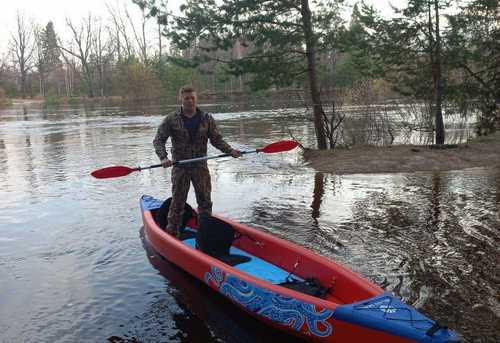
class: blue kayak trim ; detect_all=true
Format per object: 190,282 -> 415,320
141,195 -> 164,211
333,294 -> 461,342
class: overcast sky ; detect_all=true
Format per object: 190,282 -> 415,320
0,0 -> 400,57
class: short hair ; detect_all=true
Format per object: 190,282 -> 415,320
179,86 -> 196,99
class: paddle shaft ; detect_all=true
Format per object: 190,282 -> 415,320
134,149 -> 258,171
91,140 -> 297,179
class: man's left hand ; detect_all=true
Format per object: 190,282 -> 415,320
230,149 -> 241,158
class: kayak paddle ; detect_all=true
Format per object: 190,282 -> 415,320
91,140 -> 298,179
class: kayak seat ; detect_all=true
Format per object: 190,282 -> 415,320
194,214 -> 252,267
183,237 -> 303,285
196,213 -> 239,258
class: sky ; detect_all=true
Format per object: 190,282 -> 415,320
0,0 -> 399,57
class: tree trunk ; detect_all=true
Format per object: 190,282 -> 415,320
20,71 -> 27,99
158,22 -> 162,60
433,0 -> 445,145
39,72 -> 46,97
83,63 -> 95,97
301,0 -> 328,150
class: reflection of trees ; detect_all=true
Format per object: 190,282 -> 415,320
428,173 -> 442,231
42,130 -> 67,182
311,172 -> 325,222
247,198 -> 318,247
0,139 -> 7,180
24,135 -> 38,190
246,173 -> 346,253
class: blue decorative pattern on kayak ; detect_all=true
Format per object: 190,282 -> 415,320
140,195 -> 164,211
205,266 -> 334,338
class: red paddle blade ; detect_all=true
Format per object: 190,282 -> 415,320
260,140 -> 298,153
91,166 -> 135,179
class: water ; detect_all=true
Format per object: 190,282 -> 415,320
0,102 -> 499,342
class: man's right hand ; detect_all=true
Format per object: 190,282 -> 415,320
161,158 -> 173,168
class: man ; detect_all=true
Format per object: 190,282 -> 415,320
153,86 -> 241,236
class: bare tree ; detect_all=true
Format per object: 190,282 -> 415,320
10,11 -> 35,98
106,3 -> 136,61
92,20 -> 114,96
125,5 -> 148,64
60,15 -> 96,97
58,48 -> 77,97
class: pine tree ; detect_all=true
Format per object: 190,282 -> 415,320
42,22 -> 61,73
35,21 -> 61,96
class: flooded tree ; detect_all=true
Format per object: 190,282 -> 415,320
9,11 -> 35,99
357,0 -> 449,145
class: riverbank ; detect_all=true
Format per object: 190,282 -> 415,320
303,133 -> 500,174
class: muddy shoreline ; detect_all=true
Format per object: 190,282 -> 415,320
303,133 -> 500,174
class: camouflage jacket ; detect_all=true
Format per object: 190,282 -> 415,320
153,108 -> 233,166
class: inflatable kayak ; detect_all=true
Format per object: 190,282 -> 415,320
140,195 -> 460,342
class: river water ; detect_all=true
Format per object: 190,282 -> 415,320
0,101 -> 498,342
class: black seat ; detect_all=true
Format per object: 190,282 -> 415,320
196,213 -> 251,266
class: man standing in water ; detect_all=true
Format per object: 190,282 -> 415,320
153,86 -> 241,236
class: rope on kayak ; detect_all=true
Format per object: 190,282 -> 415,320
425,321 -> 448,337
353,296 -> 437,332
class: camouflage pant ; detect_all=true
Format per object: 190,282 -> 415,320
167,165 -> 212,231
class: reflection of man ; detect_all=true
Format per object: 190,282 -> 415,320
153,86 -> 241,236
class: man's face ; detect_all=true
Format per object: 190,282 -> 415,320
181,91 -> 197,112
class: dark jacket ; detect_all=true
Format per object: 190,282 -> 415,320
153,108 -> 232,165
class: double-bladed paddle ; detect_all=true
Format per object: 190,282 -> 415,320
90,140 -> 298,179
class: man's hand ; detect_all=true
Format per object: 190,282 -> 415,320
230,149 -> 241,158
161,158 -> 173,168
